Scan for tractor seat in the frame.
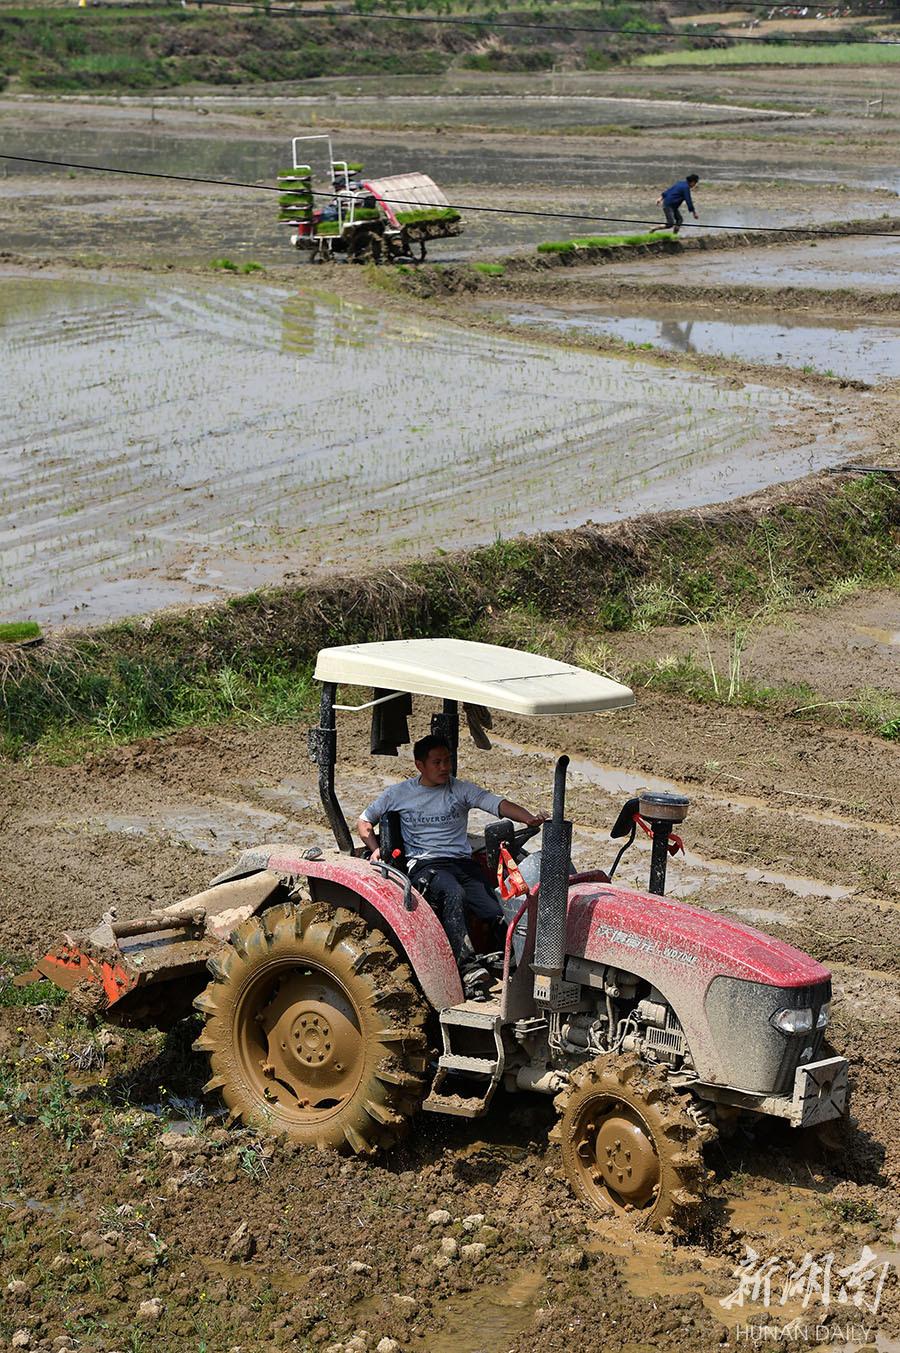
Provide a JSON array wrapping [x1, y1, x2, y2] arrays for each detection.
[[378, 810, 409, 874]]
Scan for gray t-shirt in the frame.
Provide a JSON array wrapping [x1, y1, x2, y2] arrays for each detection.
[[362, 777, 503, 865]]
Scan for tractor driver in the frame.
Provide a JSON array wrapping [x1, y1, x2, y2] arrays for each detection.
[[356, 735, 547, 999]]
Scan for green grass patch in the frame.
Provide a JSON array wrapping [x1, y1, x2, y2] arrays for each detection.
[[2, 477, 897, 759], [538, 230, 673, 254], [0, 621, 41, 643], [471, 262, 506, 277], [820, 1197, 882, 1226], [629, 653, 815, 712], [0, 952, 64, 1009], [854, 688, 900, 741], [210, 258, 264, 274], [636, 42, 900, 67]]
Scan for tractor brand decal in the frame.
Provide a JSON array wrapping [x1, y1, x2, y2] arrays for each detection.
[[596, 923, 697, 966]]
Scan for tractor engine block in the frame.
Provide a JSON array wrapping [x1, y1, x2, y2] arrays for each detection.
[[552, 967, 692, 1074]]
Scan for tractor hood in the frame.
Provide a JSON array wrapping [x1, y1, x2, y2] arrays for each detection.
[[567, 882, 831, 989], [565, 882, 832, 1091]]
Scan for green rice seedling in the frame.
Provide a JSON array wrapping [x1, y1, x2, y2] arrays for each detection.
[[394, 208, 461, 226], [0, 621, 41, 643], [538, 231, 673, 254]]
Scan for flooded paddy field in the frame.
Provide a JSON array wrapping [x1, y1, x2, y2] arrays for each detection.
[[2, 268, 866, 628], [1, 62, 898, 267], [580, 233, 900, 293], [499, 298, 900, 382]]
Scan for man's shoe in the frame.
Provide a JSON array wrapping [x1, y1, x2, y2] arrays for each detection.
[[462, 965, 491, 1001]]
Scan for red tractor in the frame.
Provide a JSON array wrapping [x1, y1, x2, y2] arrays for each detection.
[[27, 640, 848, 1230]]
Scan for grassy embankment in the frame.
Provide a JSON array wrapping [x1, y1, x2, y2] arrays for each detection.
[[2, 476, 898, 759], [0, 2, 892, 93], [0, 2, 663, 91]]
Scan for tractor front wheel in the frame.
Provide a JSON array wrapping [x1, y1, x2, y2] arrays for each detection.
[[553, 1055, 710, 1232], [194, 897, 429, 1154]]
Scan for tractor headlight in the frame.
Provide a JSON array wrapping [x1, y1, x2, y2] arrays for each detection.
[[816, 1004, 830, 1030], [771, 1007, 814, 1035]]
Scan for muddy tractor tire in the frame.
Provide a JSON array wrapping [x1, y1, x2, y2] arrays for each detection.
[[552, 1054, 710, 1232], [193, 895, 429, 1154]]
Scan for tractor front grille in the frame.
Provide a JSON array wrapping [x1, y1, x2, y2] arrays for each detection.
[[705, 976, 832, 1095]]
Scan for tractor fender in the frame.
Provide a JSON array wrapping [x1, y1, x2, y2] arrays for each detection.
[[225, 845, 464, 1012]]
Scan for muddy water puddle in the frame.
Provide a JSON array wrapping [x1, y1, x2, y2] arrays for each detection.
[[3, 273, 849, 627], [497, 735, 895, 909], [495, 735, 900, 844], [425, 1267, 544, 1353], [583, 234, 900, 292], [68, 802, 292, 855], [502, 301, 900, 383], [852, 622, 900, 647]]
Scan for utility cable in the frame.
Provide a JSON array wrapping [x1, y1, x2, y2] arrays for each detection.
[[90, 0, 900, 12], [177, 0, 900, 47], [3, 152, 900, 237]]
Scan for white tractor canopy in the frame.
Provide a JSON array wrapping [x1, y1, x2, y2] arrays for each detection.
[[314, 639, 634, 717]]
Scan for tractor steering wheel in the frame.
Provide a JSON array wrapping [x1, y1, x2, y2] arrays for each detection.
[[511, 822, 542, 852]]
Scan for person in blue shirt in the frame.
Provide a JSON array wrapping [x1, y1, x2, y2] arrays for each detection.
[[652, 174, 699, 234]]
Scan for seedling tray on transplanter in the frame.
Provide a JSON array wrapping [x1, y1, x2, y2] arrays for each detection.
[[277, 142, 464, 262]]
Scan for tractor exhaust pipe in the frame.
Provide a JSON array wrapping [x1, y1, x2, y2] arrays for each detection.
[[533, 756, 572, 998]]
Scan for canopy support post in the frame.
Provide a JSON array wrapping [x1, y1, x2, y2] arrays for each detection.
[[308, 682, 353, 853]]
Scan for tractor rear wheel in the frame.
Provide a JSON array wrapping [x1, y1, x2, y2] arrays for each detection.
[[194, 895, 429, 1154], [553, 1054, 710, 1232]]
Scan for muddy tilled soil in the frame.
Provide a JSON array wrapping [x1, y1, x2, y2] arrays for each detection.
[[1, 600, 898, 1351]]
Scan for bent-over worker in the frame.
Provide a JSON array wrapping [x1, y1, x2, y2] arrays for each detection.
[[651, 173, 700, 234]]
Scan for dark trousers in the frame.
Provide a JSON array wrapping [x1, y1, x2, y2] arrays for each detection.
[[663, 203, 684, 231], [410, 856, 504, 972]]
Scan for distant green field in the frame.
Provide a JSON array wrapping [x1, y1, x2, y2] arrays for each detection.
[[637, 42, 900, 66]]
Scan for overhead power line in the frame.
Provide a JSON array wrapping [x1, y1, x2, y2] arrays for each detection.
[[178, 0, 900, 47], [3, 153, 900, 238]]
